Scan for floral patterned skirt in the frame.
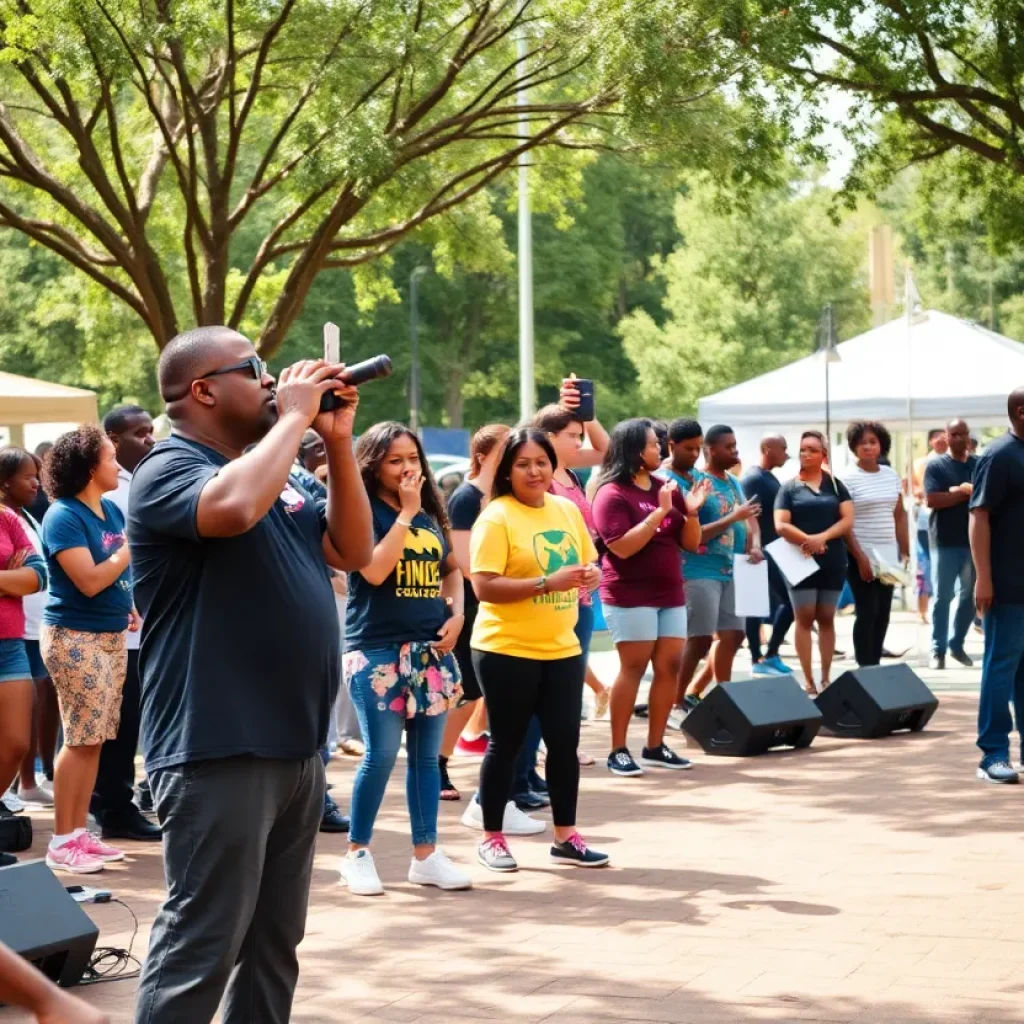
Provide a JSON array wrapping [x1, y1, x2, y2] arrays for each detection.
[[40, 625, 127, 746], [343, 641, 462, 719]]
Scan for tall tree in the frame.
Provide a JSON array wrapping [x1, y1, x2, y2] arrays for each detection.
[[619, 172, 872, 418], [0, 0, 753, 357]]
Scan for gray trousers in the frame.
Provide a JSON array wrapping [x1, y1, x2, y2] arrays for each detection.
[[134, 755, 325, 1024]]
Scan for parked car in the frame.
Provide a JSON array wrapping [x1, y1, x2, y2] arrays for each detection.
[[430, 457, 471, 501]]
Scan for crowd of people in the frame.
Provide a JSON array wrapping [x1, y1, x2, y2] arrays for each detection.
[[2, 324, 1024, 1024]]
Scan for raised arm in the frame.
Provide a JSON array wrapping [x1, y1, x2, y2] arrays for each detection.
[[559, 376, 609, 469], [196, 361, 344, 539], [358, 473, 423, 586]]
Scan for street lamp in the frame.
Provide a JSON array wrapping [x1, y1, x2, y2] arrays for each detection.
[[409, 265, 428, 433], [817, 303, 841, 453]]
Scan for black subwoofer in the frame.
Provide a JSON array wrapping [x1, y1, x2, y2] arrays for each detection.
[[816, 663, 938, 738], [682, 677, 823, 756]]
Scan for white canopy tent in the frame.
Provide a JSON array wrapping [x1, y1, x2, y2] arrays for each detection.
[[697, 310, 1024, 471], [0, 371, 98, 447]]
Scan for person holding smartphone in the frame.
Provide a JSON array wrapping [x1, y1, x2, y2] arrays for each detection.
[[339, 422, 471, 896]]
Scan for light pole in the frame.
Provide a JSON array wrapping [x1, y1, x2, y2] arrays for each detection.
[[817, 303, 841, 453], [409, 265, 427, 432], [516, 26, 535, 420]]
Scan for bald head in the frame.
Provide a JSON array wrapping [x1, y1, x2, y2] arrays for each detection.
[[946, 418, 970, 459], [759, 433, 789, 470], [1008, 387, 1024, 433], [159, 326, 251, 404]]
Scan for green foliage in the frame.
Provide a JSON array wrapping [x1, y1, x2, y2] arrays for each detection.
[[620, 170, 872, 418], [879, 158, 1024, 336], [0, 0, 775, 360]]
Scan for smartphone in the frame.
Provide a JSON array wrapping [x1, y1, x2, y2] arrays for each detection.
[[323, 321, 340, 365], [321, 322, 343, 413]]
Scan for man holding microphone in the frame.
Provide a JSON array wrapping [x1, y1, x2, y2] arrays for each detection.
[[129, 327, 372, 1024]]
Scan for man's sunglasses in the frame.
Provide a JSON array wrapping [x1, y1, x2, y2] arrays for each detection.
[[200, 356, 267, 383], [162, 356, 268, 403]]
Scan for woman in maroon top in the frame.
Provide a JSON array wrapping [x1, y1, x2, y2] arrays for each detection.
[[592, 419, 706, 778]]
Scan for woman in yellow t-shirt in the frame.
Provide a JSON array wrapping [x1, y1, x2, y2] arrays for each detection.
[[470, 428, 608, 872]]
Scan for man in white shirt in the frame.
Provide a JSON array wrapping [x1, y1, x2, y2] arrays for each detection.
[[89, 405, 161, 841]]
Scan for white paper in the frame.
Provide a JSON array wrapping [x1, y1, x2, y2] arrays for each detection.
[[765, 538, 819, 586], [732, 555, 770, 617]]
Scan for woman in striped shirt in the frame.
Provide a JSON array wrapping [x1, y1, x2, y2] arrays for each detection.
[[840, 421, 909, 667]]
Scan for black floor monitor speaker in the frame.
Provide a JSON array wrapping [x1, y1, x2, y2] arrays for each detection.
[[816, 663, 939, 738], [0, 860, 99, 987], [682, 677, 823, 756]]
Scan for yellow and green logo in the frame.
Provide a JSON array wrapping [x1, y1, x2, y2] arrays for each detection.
[[533, 530, 581, 574]]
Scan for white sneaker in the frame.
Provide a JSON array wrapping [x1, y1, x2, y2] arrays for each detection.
[[18, 785, 53, 806], [1, 791, 24, 813], [35, 776, 54, 796], [338, 849, 384, 896], [667, 708, 687, 731], [408, 849, 472, 890], [460, 798, 546, 836]]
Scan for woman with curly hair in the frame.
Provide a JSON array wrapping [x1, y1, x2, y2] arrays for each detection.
[[339, 422, 470, 896], [839, 420, 909, 667], [39, 426, 136, 875]]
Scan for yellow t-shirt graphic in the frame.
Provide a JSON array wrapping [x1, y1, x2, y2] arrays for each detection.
[[470, 494, 598, 660]]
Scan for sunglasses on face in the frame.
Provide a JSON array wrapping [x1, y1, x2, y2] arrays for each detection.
[[200, 356, 268, 383]]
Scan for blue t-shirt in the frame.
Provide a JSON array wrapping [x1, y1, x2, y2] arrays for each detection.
[[668, 469, 746, 581], [346, 497, 451, 650], [924, 453, 977, 549], [970, 432, 1024, 605], [128, 436, 340, 773], [41, 498, 132, 633], [740, 466, 781, 546]]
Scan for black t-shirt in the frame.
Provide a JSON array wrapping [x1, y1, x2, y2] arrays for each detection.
[[775, 474, 852, 586], [345, 497, 451, 650], [447, 481, 485, 620], [970, 432, 1024, 605], [128, 436, 340, 773], [924, 454, 977, 548], [741, 466, 781, 546]]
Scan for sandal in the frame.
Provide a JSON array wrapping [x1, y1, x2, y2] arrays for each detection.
[[439, 761, 461, 801]]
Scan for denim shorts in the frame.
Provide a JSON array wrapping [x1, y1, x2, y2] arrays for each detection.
[[0, 638, 31, 683], [603, 604, 687, 644], [23, 639, 46, 680]]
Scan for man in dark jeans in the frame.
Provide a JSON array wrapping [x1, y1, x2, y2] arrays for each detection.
[[90, 405, 160, 842], [741, 434, 794, 676], [924, 418, 978, 669], [972, 389, 1024, 784], [130, 329, 372, 1024]]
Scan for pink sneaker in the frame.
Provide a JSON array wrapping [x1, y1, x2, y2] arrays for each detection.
[[78, 831, 125, 862], [45, 835, 105, 875]]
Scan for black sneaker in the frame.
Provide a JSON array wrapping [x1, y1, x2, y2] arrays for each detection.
[[513, 789, 550, 811], [0, 852, 16, 866], [930, 654, 946, 670], [607, 748, 644, 777], [633, 703, 649, 718], [320, 797, 351, 833], [949, 648, 974, 668], [640, 744, 693, 770], [551, 833, 609, 868], [977, 760, 1019, 784], [99, 805, 162, 842]]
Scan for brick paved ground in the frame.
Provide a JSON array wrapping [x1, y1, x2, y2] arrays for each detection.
[[4, 617, 1019, 1023]]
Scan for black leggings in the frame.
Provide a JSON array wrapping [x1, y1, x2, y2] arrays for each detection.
[[472, 650, 584, 832], [846, 560, 894, 667]]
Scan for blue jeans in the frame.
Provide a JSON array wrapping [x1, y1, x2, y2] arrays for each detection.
[[512, 604, 594, 797], [348, 672, 447, 846], [931, 546, 976, 656], [977, 603, 1024, 766]]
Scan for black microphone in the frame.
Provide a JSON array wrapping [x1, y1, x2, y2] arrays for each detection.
[[320, 355, 393, 411]]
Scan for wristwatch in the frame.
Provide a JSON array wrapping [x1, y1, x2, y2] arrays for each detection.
[[534, 576, 548, 593]]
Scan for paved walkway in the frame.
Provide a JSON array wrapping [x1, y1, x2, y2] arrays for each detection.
[[5, 617, 1018, 1023]]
